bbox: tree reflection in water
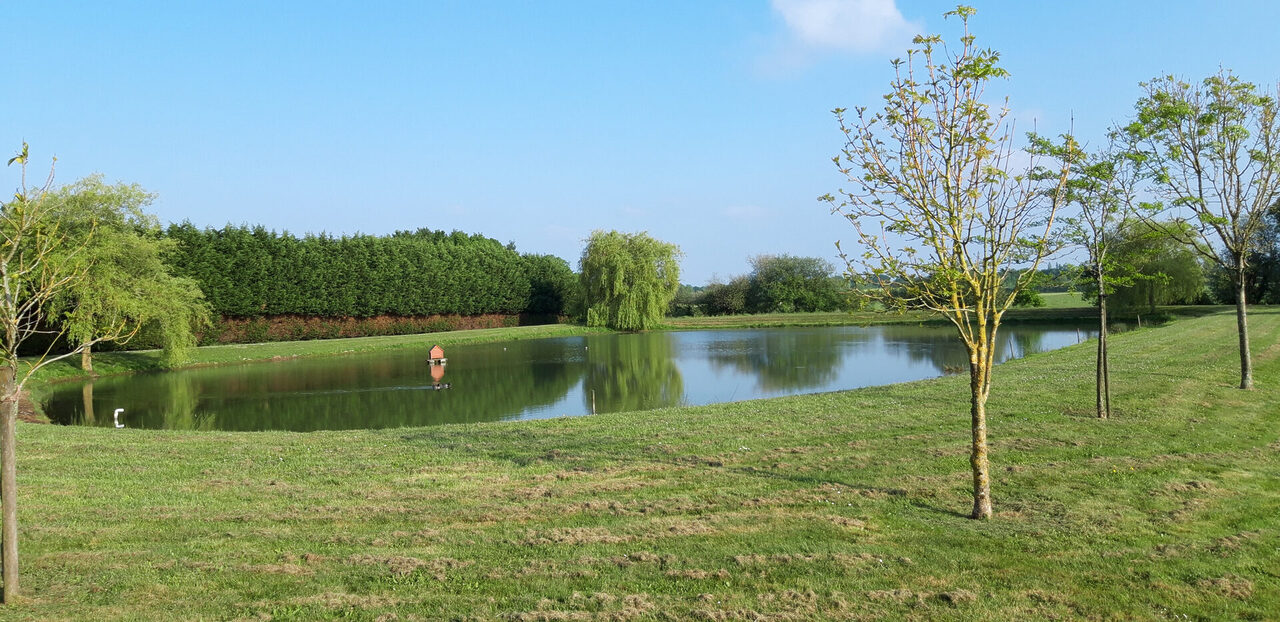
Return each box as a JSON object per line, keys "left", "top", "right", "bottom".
{"left": 48, "top": 341, "right": 585, "bottom": 431}
{"left": 582, "top": 332, "right": 684, "bottom": 413}
{"left": 704, "top": 328, "right": 868, "bottom": 392}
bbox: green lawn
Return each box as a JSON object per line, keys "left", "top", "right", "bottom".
{"left": 3, "top": 308, "right": 1276, "bottom": 619}
{"left": 1038, "top": 291, "right": 1089, "bottom": 309}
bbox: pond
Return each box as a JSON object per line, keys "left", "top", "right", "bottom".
{"left": 45, "top": 323, "right": 1105, "bottom": 432}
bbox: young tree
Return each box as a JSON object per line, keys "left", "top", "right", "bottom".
{"left": 1051, "top": 143, "right": 1140, "bottom": 419}
{"left": 821, "top": 7, "right": 1070, "bottom": 519}
{"left": 48, "top": 175, "right": 209, "bottom": 371}
{"left": 579, "top": 230, "right": 681, "bottom": 331}
{"left": 1, "top": 145, "right": 136, "bottom": 602}
{"left": 1123, "top": 71, "right": 1280, "bottom": 389}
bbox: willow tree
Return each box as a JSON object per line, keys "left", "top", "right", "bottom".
{"left": 1123, "top": 71, "right": 1280, "bottom": 389}
{"left": 821, "top": 6, "right": 1070, "bottom": 519}
{"left": 1, "top": 145, "right": 135, "bottom": 602}
{"left": 48, "top": 175, "right": 209, "bottom": 371}
{"left": 579, "top": 230, "right": 680, "bottom": 331}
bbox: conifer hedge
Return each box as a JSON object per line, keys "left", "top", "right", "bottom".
{"left": 164, "top": 224, "right": 576, "bottom": 318}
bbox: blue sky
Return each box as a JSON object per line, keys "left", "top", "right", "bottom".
{"left": 6, "top": 1, "right": 1280, "bottom": 284}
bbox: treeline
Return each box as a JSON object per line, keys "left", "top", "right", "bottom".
{"left": 164, "top": 224, "right": 577, "bottom": 319}
{"left": 671, "top": 255, "right": 855, "bottom": 316}
{"left": 1018, "top": 208, "right": 1280, "bottom": 310}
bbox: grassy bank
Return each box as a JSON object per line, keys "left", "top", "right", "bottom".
{"left": 659, "top": 302, "right": 1222, "bottom": 330}
{"left": 4, "top": 308, "right": 1276, "bottom": 620}
{"left": 25, "top": 324, "right": 607, "bottom": 388}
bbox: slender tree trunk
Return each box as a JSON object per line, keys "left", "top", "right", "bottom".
{"left": 80, "top": 344, "right": 92, "bottom": 373}
{"left": 0, "top": 366, "right": 17, "bottom": 603}
{"left": 1236, "top": 264, "right": 1253, "bottom": 390}
{"left": 1102, "top": 328, "right": 1111, "bottom": 417}
{"left": 968, "top": 355, "right": 992, "bottom": 520}
{"left": 1096, "top": 283, "right": 1111, "bottom": 419}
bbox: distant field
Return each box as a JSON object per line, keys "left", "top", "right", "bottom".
{"left": 1038, "top": 291, "right": 1089, "bottom": 309}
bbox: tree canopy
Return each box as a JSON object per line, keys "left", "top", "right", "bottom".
{"left": 164, "top": 225, "right": 572, "bottom": 319}
{"left": 1122, "top": 70, "right": 1280, "bottom": 388}
{"left": 47, "top": 176, "right": 209, "bottom": 369}
{"left": 579, "top": 230, "right": 681, "bottom": 331}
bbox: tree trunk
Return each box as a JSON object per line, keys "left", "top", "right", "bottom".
{"left": 968, "top": 357, "right": 992, "bottom": 520}
{"left": 1096, "top": 285, "right": 1111, "bottom": 419}
{"left": 1236, "top": 266, "right": 1253, "bottom": 390}
{"left": 81, "top": 345, "right": 92, "bottom": 373}
{"left": 0, "top": 366, "right": 17, "bottom": 603}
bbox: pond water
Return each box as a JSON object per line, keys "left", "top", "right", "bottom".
{"left": 45, "top": 324, "right": 1104, "bottom": 432}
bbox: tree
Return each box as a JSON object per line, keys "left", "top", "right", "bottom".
{"left": 701, "top": 276, "right": 751, "bottom": 316}
{"left": 1051, "top": 142, "right": 1141, "bottom": 419}
{"left": 1122, "top": 70, "right": 1280, "bottom": 389}
{"left": 47, "top": 175, "right": 209, "bottom": 371}
{"left": 745, "top": 255, "right": 848, "bottom": 313}
{"left": 1, "top": 144, "right": 137, "bottom": 602}
{"left": 521, "top": 253, "right": 578, "bottom": 316}
{"left": 579, "top": 231, "right": 681, "bottom": 331}
{"left": 821, "top": 7, "right": 1070, "bottom": 519}
{"left": 1094, "top": 220, "right": 1205, "bottom": 311}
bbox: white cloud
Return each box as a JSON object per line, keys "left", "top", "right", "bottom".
{"left": 771, "top": 0, "right": 921, "bottom": 56}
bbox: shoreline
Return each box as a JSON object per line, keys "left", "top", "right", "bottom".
{"left": 24, "top": 304, "right": 1226, "bottom": 420}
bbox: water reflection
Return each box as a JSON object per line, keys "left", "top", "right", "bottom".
{"left": 53, "top": 343, "right": 585, "bottom": 431}
{"left": 883, "top": 325, "right": 1050, "bottom": 373}
{"left": 45, "top": 323, "right": 1108, "bottom": 432}
{"left": 704, "top": 329, "right": 858, "bottom": 392}
{"left": 583, "top": 332, "right": 685, "bottom": 413}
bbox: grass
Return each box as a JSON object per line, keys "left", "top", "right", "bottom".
{"left": 25, "top": 323, "right": 607, "bottom": 389}
{"left": 659, "top": 299, "right": 1208, "bottom": 331}
{"left": 2, "top": 308, "right": 1276, "bottom": 619}
{"left": 1038, "top": 291, "right": 1088, "bottom": 309}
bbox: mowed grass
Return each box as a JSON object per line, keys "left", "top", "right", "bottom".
{"left": 1038, "top": 291, "right": 1089, "bottom": 309}
{"left": 5, "top": 309, "right": 1279, "bottom": 620}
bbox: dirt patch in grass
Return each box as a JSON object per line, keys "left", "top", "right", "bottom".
{"left": 937, "top": 589, "right": 979, "bottom": 606}
{"left": 512, "top": 592, "right": 656, "bottom": 622}
{"left": 246, "top": 562, "right": 312, "bottom": 576}
{"left": 1211, "top": 531, "right": 1260, "bottom": 555}
{"left": 346, "top": 554, "right": 471, "bottom": 579}
{"left": 522, "top": 527, "right": 634, "bottom": 546}
{"left": 1162, "top": 480, "right": 1218, "bottom": 494}
{"left": 868, "top": 588, "right": 923, "bottom": 604}
{"left": 606, "top": 551, "right": 676, "bottom": 568}
{"left": 289, "top": 592, "right": 406, "bottom": 610}
{"left": 1197, "top": 575, "right": 1254, "bottom": 599}
{"left": 666, "top": 568, "right": 731, "bottom": 580}
{"left": 17, "top": 390, "right": 44, "bottom": 423}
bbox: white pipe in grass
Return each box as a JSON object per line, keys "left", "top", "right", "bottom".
{"left": 113, "top": 408, "right": 125, "bottom": 429}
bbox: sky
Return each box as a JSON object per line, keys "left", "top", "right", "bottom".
{"left": 5, "top": 1, "right": 1280, "bottom": 284}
